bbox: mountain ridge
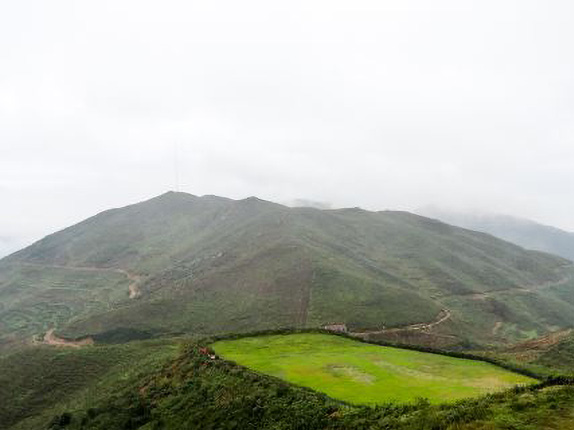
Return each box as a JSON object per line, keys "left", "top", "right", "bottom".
{"left": 418, "top": 207, "right": 574, "bottom": 261}
{"left": 1, "top": 192, "right": 573, "bottom": 353}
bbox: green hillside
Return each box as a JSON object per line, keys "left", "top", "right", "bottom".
{"left": 0, "top": 339, "right": 178, "bottom": 430}
{"left": 1, "top": 192, "right": 573, "bottom": 353}
{"left": 0, "top": 264, "right": 130, "bottom": 351}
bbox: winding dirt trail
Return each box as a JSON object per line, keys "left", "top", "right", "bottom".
{"left": 14, "top": 262, "right": 142, "bottom": 299}
{"left": 350, "top": 309, "right": 452, "bottom": 339}
{"left": 41, "top": 329, "right": 94, "bottom": 348}
{"left": 451, "top": 265, "right": 574, "bottom": 301}
{"left": 26, "top": 266, "right": 142, "bottom": 348}
{"left": 14, "top": 262, "right": 144, "bottom": 349}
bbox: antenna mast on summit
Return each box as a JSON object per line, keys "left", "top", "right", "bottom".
{"left": 174, "top": 142, "right": 180, "bottom": 192}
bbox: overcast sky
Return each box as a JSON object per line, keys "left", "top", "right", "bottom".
{"left": 1, "top": 0, "right": 574, "bottom": 256}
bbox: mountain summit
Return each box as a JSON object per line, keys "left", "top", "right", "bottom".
{"left": 1, "top": 192, "right": 572, "bottom": 352}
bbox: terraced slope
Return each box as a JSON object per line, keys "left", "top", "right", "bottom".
{"left": 0, "top": 263, "right": 130, "bottom": 351}
{"left": 1, "top": 192, "right": 572, "bottom": 352}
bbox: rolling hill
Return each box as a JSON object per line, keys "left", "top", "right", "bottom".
{"left": 418, "top": 207, "right": 574, "bottom": 261}
{"left": 1, "top": 191, "right": 574, "bottom": 353}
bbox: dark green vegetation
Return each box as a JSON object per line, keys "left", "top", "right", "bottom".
{"left": 0, "top": 339, "right": 179, "bottom": 430}
{"left": 5, "top": 332, "right": 574, "bottom": 430}
{"left": 1, "top": 191, "right": 573, "bottom": 354}
{"left": 420, "top": 207, "right": 574, "bottom": 261}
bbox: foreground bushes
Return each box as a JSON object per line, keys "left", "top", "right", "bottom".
{"left": 46, "top": 331, "right": 574, "bottom": 429}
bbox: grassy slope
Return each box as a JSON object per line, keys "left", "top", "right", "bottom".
{"left": 212, "top": 333, "right": 536, "bottom": 404}
{"left": 1, "top": 192, "right": 572, "bottom": 352}
{"left": 0, "top": 263, "right": 129, "bottom": 351}
{"left": 535, "top": 336, "right": 574, "bottom": 374}
{"left": 491, "top": 330, "right": 574, "bottom": 377}
{"left": 1, "top": 339, "right": 179, "bottom": 430}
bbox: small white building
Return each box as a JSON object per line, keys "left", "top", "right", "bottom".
{"left": 323, "top": 323, "right": 348, "bottom": 333}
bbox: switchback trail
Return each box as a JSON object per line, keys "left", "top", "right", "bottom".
{"left": 12, "top": 262, "right": 142, "bottom": 299}
{"left": 40, "top": 328, "right": 94, "bottom": 348}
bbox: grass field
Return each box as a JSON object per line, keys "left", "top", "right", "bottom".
{"left": 212, "top": 333, "right": 537, "bottom": 404}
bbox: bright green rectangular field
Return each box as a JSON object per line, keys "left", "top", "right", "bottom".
{"left": 212, "top": 333, "right": 537, "bottom": 405}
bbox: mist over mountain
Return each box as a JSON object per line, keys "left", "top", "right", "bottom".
{"left": 4, "top": 1, "right": 574, "bottom": 428}
{"left": 419, "top": 207, "right": 574, "bottom": 261}
{"left": 285, "top": 199, "right": 333, "bottom": 210}
{"left": 0, "top": 238, "right": 10, "bottom": 259}
{"left": 0, "top": 236, "right": 24, "bottom": 260}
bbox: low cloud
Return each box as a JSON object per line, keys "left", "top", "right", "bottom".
{"left": 1, "top": 1, "right": 574, "bottom": 249}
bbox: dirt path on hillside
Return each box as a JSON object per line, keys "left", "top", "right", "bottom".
{"left": 13, "top": 262, "right": 142, "bottom": 299}
{"left": 120, "top": 270, "right": 142, "bottom": 299}
{"left": 40, "top": 328, "right": 94, "bottom": 348}
{"left": 297, "top": 268, "right": 313, "bottom": 326}
{"left": 345, "top": 266, "right": 573, "bottom": 340}
{"left": 492, "top": 321, "right": 503, "bottom": 336}
{"left": 350, "top": 309, "right": 452, "bottom": 339}
{"left": 446, "top": 265, "right": 574, "bottom": 301}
